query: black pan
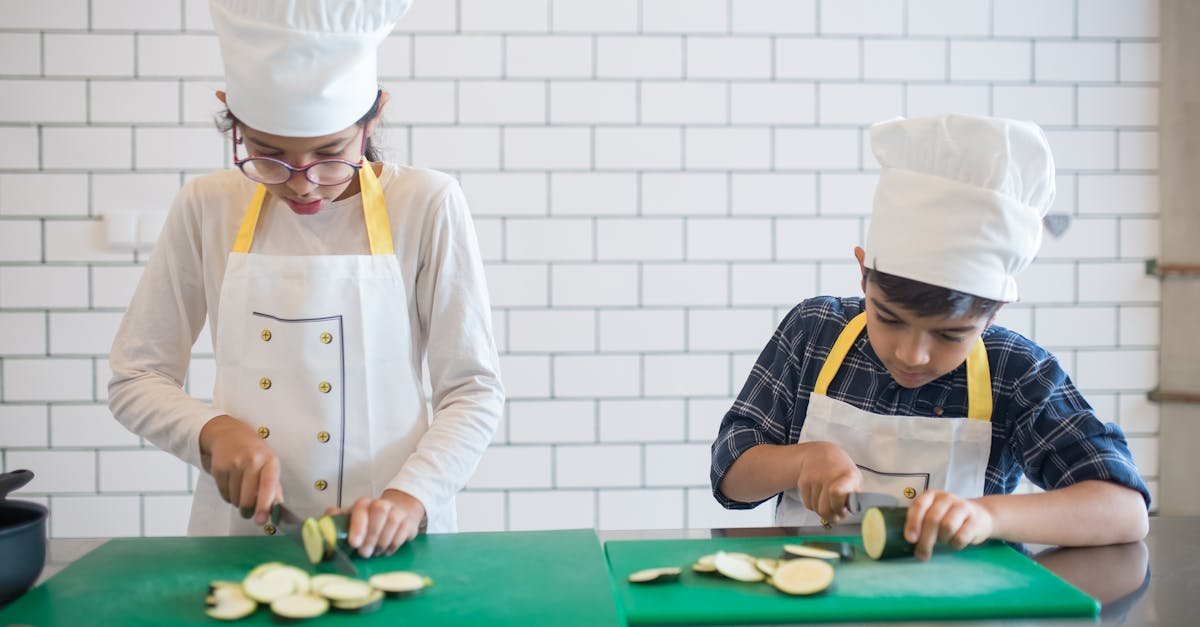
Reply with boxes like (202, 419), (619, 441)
(0, 469), (47, 607)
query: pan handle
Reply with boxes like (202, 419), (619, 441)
(0, 469), (34, 500)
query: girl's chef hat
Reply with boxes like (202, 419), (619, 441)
(210, 0), (412, 137)
(863, 114), (1057, 302)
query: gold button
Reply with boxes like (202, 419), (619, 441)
(257, 426), (270, 439)
(314, 479), (328, 491)
(318, 381), (332, 394)
(903, 487), (917, 499)
(259, 377), (272, 390)
(317, 431), (330, 443)
(933, 406), (944, 416)
(263, 524), (276, 535)
(320, 332), (333, 344)
(819, 517), (829, 527)
(260, 329), (272, 341)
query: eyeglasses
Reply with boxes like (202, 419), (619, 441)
(232, 125), (366, 186)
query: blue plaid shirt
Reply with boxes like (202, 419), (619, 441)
(711, 296), (1150, 510)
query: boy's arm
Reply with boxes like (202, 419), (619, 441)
(720, 441), (863, 524)
(904, 480), (1147, 561)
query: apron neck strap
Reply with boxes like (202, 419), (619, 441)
(231, 161), (394, 255)
(813, 312), (993, 422)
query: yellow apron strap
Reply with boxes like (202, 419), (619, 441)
(359, 160), (394, 255)
(965, 337), (992, 422)
(813, 311), (994, 421)
(229, 162), (393, 256)
(231, 184), (267, 254)
(813, 313), (867, 396)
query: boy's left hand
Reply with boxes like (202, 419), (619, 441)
(325, 489), (426, 558)
(904, 490), (994, 561)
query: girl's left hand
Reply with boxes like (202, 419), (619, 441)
(326, 489), (426, 558)
(904, 490), (994, 561)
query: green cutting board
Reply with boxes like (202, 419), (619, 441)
(0, 529), (622, 627)
(606, 535), (1099, 625)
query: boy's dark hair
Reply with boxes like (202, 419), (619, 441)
(216, 89), (385, 163)
(863, 268), (1004, 319)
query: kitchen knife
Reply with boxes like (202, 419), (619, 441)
(270, 503), (359, 577)
(846, 491), (902, 514)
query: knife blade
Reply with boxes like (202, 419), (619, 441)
(270, 503), (359, 577)
(846, 491), (902, 514)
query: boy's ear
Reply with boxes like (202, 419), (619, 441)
(854, 246), (867, 292)
(215, 90), (227, 105)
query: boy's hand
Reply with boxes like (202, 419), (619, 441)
(199, 415), (284, 526)
(795, 441), (862, 524)
(327, 489), (426, 558)
(905, 489), (994, 561)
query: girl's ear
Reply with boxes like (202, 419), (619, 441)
(365, 91), (390, 136)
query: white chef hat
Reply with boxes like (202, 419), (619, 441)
(863, 114), (1056, 302)
(210, 0), (412, 137)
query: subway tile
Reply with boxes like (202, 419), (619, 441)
(503, 127), (590, 170)
(377, 36), (412, 79)
(689, 309), (777, 351)
(506, 218), (592, 261)
(595, 127), (682, 170)
(818, 173), (877, 216)
(598, 309), (686, 352)
(1119, 306), (1159, 347)
(997, 305), (1034, 340)
(135, 128), (225, 170)
(643, 0), (727, 33)
(1077, 175), (1157, 215)
(1078, 87), (1158, 127)
(455, 491), (505, 532)
(0, 312), (45, 355)
(686, 218), (772, 261)
(459, 81), (546, 123)
(506, 36), (592, 78)
(1119, 218), (1159, 259)
(0, 0), (87, 29)
(414, 36), (503, 78)
(599, 400), (687, 442)
(1119, 43), (1159, 82)
(411, 127), (500, 170)
(731, 173), (817, 216)
(138, 35), (222, 77)
(48, 312), (125, 354)
(43, 127), (132, 170)
(182, 0), (211, 30)
(1118, 392), (1159, 434)
(551, 264), (639, 307)
(497, 355), (552, 398)
(731, 83), (815, 125)
(50, 496), (140, 538)
(776, 38), (859, 79)
(0, 219), (40, 262)
(92, 0), (182, 30)
(731, 263), (819, 306)
(950, 41), (1030, 82)
(818, 84), (903, 125)
(508, 400), (596, 444)
(598, 489), (685, 530)
(460, 0), (548, 32)
(597, 36), (684, 79)
(1015, 262), (1076, 304)
(142, 495), (192, 537)
(1036, 217), (1117, 260)
(817, 261), (863, 294)
(555, 445), (641, 487)
(552, 0), (638, 33)
(992, 86), (1074, 127)
(775, 128), (859, 170)
(644, 354), (730, 397)
(641, 263), (728, 306)
(686, 128), (770, 170)
(508, 490), (595, 530)
(645, 443), (711, 487)
(5, 450), (94, 494)
(180, 80), (227, 123)
(907, 85), (990, 118)
(994, 0), (1074, 37)
(91, 80), (180, 124)
(0, 80), (87, 123)
(553, 355), (641, 397)
(1118, 131), (1158, 170)
(687, 487), (775, 528)
(550, 173), (638, 215)
(908, 0), (989, 35)
(1036, 42), (1117, 83)
(460, 172), (547, 216)
(820, 0), (904, 35)
(0, 405), (48, 448)
(777, 217), (861, 260)
(0, 266), (89, 308)
(1078, 0), (1159, 37)
(44, 34), (134, 77)
(597, 218), (685, 261)
(1044, 130), (1116, 171)
(1126, 436), (1158, 477)
(687, 37), (772, 79)
(468, 446), (553, 489)
(863, 40), (946, 81)
(1034, 306), (1117, 348)
(2, 359), (94, 402)
(640, 82), (727, 124)
(379, 81), (453, 124)
(100, 450), (190, 492)
(1078, 262), (1159, 303)
(0, 34), (40, 75)
(550, 81), (637, 124)
(732, 0), (816, 34)
(508, 309), (595, 352)
(396, 0), (457, 32)
(51, 404), (139, 448)
(94, 358), (114, 402)
(484, 264), (549, 307)
(0, 127), (38, 169)
(1075, 350), (1157, 390)
(91, 266), (147, 309)
(688, 398), (736, 442)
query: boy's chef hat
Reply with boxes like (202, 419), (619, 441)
(210, 0), (412, 137)
(863, 114), (1056, 302)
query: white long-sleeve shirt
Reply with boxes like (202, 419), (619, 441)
(108, 164), (504, 523)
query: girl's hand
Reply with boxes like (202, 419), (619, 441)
(328, 489), (426, 558)
(905, 489), (994, 561)
(199, 415), (284, 526)
(795, 441), (863, 524)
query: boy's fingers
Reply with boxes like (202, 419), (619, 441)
(253, 458), (281, 525)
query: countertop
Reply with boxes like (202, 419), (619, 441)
(34, 515), (1198, 625)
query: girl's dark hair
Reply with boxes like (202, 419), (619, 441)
(216, 89), (384, 163)
(863, 268), (1004, 319)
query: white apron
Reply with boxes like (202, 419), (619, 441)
(189, 163), (449, 535)
(776, 312), (994, 526)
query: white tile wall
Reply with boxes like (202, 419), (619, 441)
(0, 0), (1162, 537)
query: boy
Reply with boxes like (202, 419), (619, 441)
(711, 115), (1149, 561)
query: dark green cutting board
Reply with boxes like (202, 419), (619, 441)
(605, 535), (1098, 625)
(0, 529), (622, 627)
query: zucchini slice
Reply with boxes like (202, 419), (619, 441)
(770, 558), (835, 596)
(802, 541), (857, 561)
(205, 591), (257, 621)
(754, 558), (779, 576)
(627, 567), (682, 584)
(781, 543), (841, 561)
(713, 551), (765, 583)
(317, 578), (376, 603)
(369, 571), (432, 598)
(308, 574), (351, 597)
(691, 561), (717, 574)
(242, 564), (310, 603)
(269, 594), (329, 622)
(331, 588), (384, 614)
(316, 514), (345, 560)
(301, 517), (325, 565)
(862, 506), (916, 560)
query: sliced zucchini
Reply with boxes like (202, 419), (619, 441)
(713, 551), (765, 583)
(369, 571), (432, 598)
(754, 558), (779, 576)
(308, 574), (351, 597)
(691, 561), (717, 574)
(782, 543), (841, 561)
(317, 578), (376, 603)
(331, 588), (384, 614)
(301, 517), (325, 565)
(862, 506), (916, 560)
(269, 594), (329, 622)
(242, 564), (310, 603)
(316, 514), (344, 560)
(205, 592), (257, 621)
(801, 541), (857, 561)
(770, 558), (835, 596)
(627, 567), (682, 584)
